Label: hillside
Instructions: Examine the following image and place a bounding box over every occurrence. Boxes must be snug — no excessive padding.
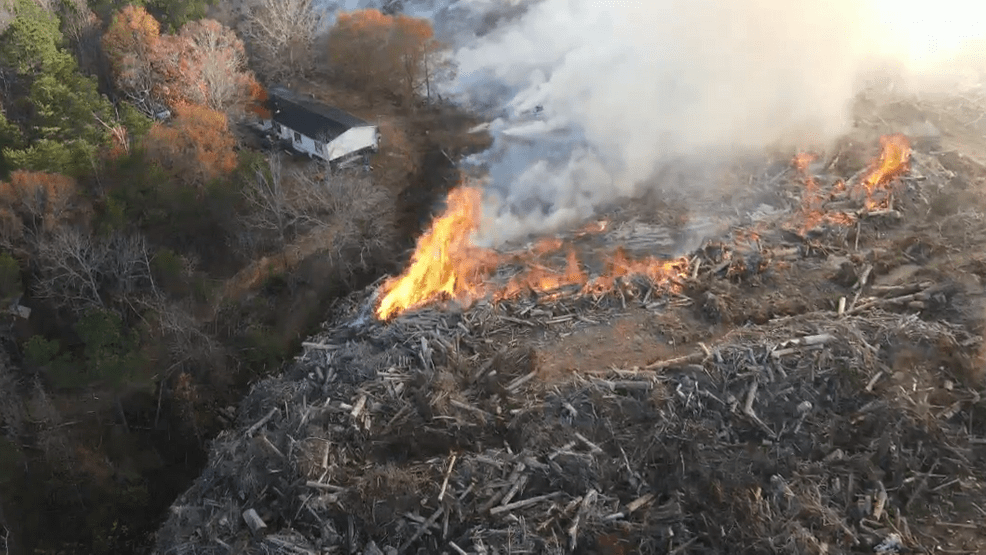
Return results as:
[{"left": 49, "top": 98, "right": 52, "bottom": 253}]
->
[
  {"left": 151, "top": 90, "right": 986, "bottom": 554},
  {"left": 0, "top": 2, "right": 486, "bottom": 553}
]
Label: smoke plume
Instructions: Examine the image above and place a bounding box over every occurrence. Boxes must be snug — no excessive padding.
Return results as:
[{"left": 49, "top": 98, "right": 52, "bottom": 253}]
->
[
  {"left": 318, "top": 0, "right": 986, "bottom": 245},
  {"left": 431, "top": 0, "right": 986, "bottom": 245}
]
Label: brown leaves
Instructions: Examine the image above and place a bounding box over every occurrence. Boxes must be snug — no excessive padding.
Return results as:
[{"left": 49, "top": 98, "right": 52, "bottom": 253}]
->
[
  {"left": 103, "top": 7, "right": 258, "bottom": 114},
  {"left": 143, "top": 103, "right": 238, "bottom": 188},
  {"left": 246, "top": 81, "right": 271, "bottom": 120},
  {"left": 0, "top": 171, "right": 82, "bottom": 244},
  {"left": 177, "top": 19, "right": 258, "bottom": 112},
  {"left": 327, "top": 9, "right": 443, "bottom": 103},
  {"left": 102, "top": 5, "right": 162, "bottom": 103}
]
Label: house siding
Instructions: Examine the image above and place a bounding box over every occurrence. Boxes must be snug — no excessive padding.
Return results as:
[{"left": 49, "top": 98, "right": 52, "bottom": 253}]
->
[
  {"left": 325, "top": 126, "right": 378, "bottom": 162},
  {"left": 263, "top": 118, "right": 379, "bottom": 163}
]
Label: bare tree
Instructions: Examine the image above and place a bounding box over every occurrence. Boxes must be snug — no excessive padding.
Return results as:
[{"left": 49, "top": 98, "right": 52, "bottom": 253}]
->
[
  {"left": 422, "top": 46, "right": 457, "bottom": 103},
  {"left": 240, "top": 0, "right": 321, "bottom": 81},
  {"left": 241, "top": 153, "right": 338, "bottom": 250},
  {"left": 321, "top": 174, "right": 397, "bottom": 273},
  {"left": 240, "top": 152, "right": 396, "bottom": 272},
  {"left": 146, "top": 298, "right": 219, "bottom": 362},
  {"left": 33, "top": 228, "right": 158, "bottom": 314},
  {"left": 241, "top": 151, "right": 291, "bottom": 253},
  {"left": 179, "top": 19, "right": 255, "bottom": 113}
]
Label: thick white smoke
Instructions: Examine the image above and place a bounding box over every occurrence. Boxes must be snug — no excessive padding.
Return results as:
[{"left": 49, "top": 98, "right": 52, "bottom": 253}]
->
[
  {"left": 317, "top": 0, "right": 986, "bottom": 245},
  {"left": 447, "top": 0, "right": 881, "bottom": 244}
]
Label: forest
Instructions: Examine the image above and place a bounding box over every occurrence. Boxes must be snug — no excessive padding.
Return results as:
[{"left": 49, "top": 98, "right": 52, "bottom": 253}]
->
[{"left": 0, "top": 0, "right": 489, "bottom": 552}]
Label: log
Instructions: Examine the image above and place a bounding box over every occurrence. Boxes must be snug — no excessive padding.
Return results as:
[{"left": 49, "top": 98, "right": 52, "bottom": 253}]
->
[
  {"left": 644, "top": 351, "right": 706, "bottom": 370},
  {"left": 489, "top": 492, "right": 562, "bottom": 515},
  {"left": 246, "top": 408, "right": 278, "bottom": 436},
  {"left": 242, "top": 508, "right": 268, "bottom": 535}
]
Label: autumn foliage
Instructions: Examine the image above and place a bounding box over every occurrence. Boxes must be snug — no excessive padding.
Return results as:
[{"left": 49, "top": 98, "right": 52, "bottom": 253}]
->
[
  {"left": 102, "top": 6, "right": 258, "bottom": 113},
  {"left": 246, "top": 80, "right": 271, "bottom": 120},
  {"left": 143, "top": 103, "right": 238, "bottom": 187},
  {"left": 177, "top": 19, "right": 257, "bottom": 111},
  {"left": 0, "top": 171, "right": 82, "bottom": 242},
  {"left": 100, "top": 4, "right": 162, "bottom": 103},
  {"left": 327, "top": 9, "right": 443, "bottom": 103}
]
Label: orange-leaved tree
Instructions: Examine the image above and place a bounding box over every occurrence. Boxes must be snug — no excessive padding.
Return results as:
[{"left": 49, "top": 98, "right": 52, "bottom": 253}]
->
[
  {"left": 327, "top": 9, "right": 445, "bottom": 104},
  {"left": 103, "top": 7, "right": 259, "bottom": 114},
  {"left": 150, "top": 32, "right": 195, "bottom": 110},
  {"left": 143, "top": 103, "right": 238, "bottom": 188},
  {"left": 178, "top": 19, "right": 258, "bottom": 112},
  {"left": 246, "top": 81, "right": 271, "bottom": 120},
  {"left": 0, "top": 170, "right": 83, "bottom": 245},
  {"left": 102, "top": 5, "right": 163, "bottom": 109},
  {"left": 390, "top": 14, "right": 439, "bottom": 100}
]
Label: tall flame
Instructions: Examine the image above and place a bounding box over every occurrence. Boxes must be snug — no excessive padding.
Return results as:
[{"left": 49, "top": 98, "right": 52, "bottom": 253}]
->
[
  {"left": 860, "top": 133, "right": 911, "bottom": 210},
  {"left": 375, "top": 187, "right": 498, "bottom": 321},
  {"left": 375, "top": 185, "right": 689, "bottom": 321}
]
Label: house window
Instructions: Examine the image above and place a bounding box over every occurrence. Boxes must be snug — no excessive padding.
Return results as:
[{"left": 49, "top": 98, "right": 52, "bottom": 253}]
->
[
  {"left": 315, "top": 140, "right": 325, "bottom": 152},
  {"left": 294, "top": 131, "right": 302, "bottom": 143}
]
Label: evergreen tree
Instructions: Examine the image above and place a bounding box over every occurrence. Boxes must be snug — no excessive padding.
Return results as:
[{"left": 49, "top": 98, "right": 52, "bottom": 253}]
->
[{"left": 0, "top": 0, "right": 129, "bottom": 175}]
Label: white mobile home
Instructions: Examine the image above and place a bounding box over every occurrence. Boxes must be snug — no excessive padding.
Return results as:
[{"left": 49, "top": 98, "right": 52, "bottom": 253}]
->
[{"left": 260, "top": 87, "right": 380, "bottom": 166}]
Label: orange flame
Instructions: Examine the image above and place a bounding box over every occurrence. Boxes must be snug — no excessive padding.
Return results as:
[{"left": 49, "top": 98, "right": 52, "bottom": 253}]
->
[
  {"left": 375, "top": 186, "right": 689, "bottom": 321},
  {"left": 499, "top": 249, "right": 588, "bottom": 299},
  {"left": 791, "top": 151, "right": 832, "bottom": 234},
  {"left": 375, "top": 187, "right": 498, "bottom": 320},
  {"left": 584, "top": 249, "right": 689, "bottom": 295},
  {"left": 789, "top": 150, "right": 863, "bottom": 235},
  {"left": 860, "top": 133, "right": 911, "bottom": 210}
]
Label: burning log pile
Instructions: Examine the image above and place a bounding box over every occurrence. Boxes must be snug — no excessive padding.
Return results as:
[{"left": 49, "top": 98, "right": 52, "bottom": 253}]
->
[{"left": 154, "top": 129, "right": 986, "bottom": 554}]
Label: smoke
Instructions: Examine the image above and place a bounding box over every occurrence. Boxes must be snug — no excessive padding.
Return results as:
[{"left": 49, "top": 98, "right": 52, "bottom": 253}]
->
[
  {"left": 317, "top": 0, "right": 986, "bottom": 245},
  {"left": 429, "top": 0, "right": 986, "bottom": 245}
]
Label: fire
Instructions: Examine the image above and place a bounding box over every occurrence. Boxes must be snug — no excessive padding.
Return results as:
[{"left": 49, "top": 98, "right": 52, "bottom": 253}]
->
[
  {"left": 584, "top": 249, "right": 689, "bottom": 295},
  {"left": 793, "top": 152, "right": 815, "bottom": 173},
  {"left": 499, "top": 249, "right": 587, "bottom": 299},
  {"left": 859, "top": 133, "right": 911, "bottom": 211},
  {"left": 375, "top": 187, "right": 498, "bottom": 321},
  {"left": 576, "top": 219, "right": 609, "bottom": 236},
  {"left": 790, "top": 151, "right": 850, "bottom": 234},
  {"left": 375, "top": 185, "right": 689, "bottom": 321},
  {"left": 788, "top": 134, "right": 909, "bottom": 234},
  {"left": 531, "top": 237, "right": 564, "bottom": 256}
]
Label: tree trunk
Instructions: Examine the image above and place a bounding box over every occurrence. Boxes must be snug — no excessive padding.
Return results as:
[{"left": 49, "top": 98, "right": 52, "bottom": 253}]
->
[
  {"left": 424, "top": 55, "right": 431, "bottom": 102},
  {"left": 0, "top": 483, "right": 29, "bottom": 555}
]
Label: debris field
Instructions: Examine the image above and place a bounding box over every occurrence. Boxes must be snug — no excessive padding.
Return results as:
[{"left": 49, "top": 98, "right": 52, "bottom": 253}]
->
[{"left": 153, "top": 91, "right": 986, "bottom": 554}]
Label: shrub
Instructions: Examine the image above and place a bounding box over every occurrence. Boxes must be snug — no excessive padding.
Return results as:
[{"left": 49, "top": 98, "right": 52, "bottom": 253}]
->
[
  {"left": 74, "top": 308, "right": 145, "bottom": 389},
  {"left": 23, "top": 335, "right": 81, "bottom": 389},
  {"left": 0, "top": 252, "right": 23, "bottom": 302},
  {"left": 23, "top": 335, "right": 62, "bottom": 367}
]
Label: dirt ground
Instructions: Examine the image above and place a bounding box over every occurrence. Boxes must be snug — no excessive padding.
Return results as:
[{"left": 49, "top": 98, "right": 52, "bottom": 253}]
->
[{"left": 152, "top": 88, "right": 986, "bottom": 554}]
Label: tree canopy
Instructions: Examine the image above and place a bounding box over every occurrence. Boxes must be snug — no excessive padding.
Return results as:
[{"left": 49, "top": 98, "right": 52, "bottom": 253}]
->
[
  {"left": 103, "top": 6, "right": 258, "bottom": 114},
  {"left": 326, "top": 9, "right": 450, "bottom": 104},
  {"left": 0, "top": 0, "right": 139, "bottom": 176},
  {"left": 0, "top": 169, "right": 82, "bottom": 245},
  {"left": 88, "top": 0, "right": 214, "bottom": 33},
  {"left": 142, "top": 102, "right": 237, "bottom": 188}
]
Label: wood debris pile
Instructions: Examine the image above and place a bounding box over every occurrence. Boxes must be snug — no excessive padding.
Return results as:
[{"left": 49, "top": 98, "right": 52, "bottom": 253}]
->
[{"left": 154, "top": 111, "right": 986, "bottom": 554}]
